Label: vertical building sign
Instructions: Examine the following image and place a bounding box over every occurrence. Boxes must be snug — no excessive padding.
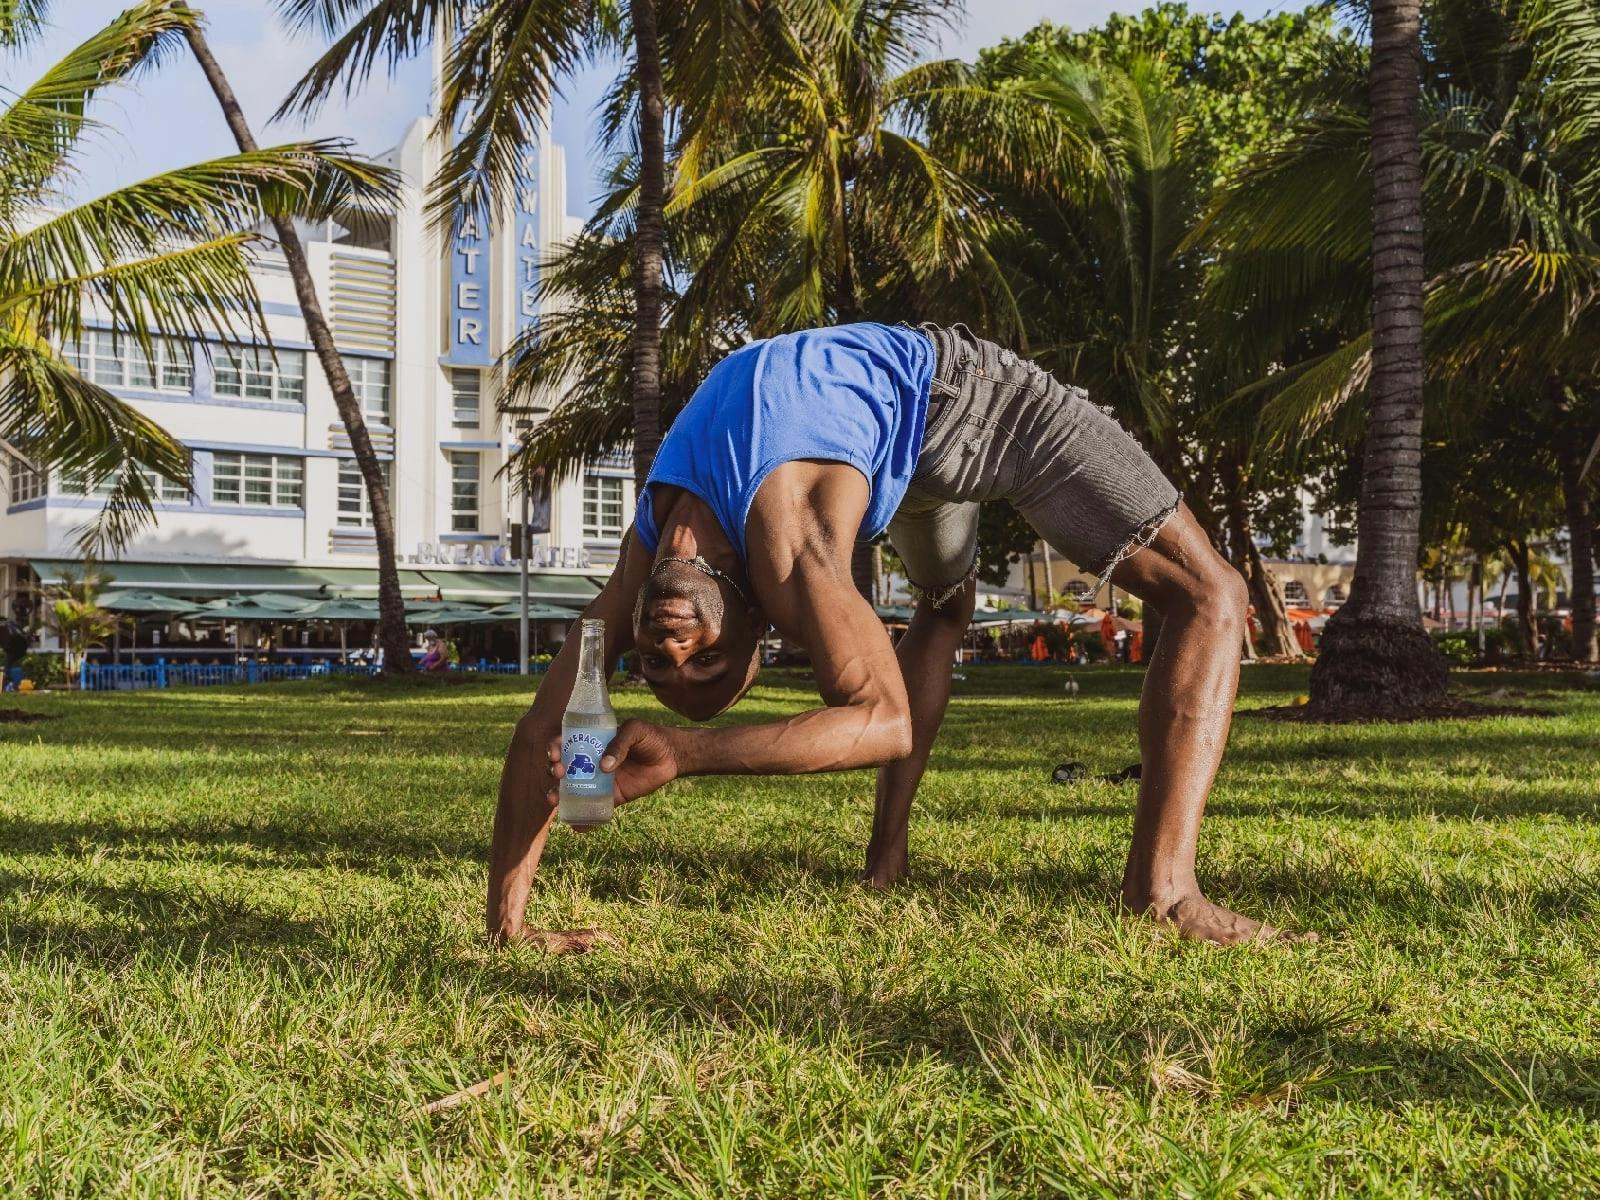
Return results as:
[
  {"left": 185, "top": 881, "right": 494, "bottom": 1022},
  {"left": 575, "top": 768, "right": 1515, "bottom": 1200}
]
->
[
  {"left": 445, "top": 107, "right": 493, "bottom": 365},
  {"left": 514, "top": 146, "right": 540, "bottom": 339}
]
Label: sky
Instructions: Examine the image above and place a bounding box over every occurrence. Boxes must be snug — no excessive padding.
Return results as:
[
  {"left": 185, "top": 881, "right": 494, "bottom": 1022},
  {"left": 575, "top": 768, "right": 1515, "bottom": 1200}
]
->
[{"left": 3, "top": 0, "right": 1284, "bottom": 220}]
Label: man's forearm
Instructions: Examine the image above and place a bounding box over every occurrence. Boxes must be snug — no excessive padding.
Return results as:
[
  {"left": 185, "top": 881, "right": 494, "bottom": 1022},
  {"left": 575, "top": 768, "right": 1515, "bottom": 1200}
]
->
[
  {"left": 485, "top": 637, "right": 583, "bottom": 939},
  {"left": 673, "top": 701, "right": 912, "bottom": 778}
]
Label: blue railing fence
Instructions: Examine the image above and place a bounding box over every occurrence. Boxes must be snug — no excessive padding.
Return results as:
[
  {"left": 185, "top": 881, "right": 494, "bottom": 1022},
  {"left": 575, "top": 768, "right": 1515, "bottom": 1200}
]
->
[{"left": 77, "top": 657, "right": 547, "bottom": 691}]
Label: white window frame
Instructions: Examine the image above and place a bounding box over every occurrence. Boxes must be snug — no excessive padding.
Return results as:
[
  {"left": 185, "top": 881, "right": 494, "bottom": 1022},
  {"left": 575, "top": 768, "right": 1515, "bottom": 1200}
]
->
[
  {"left": 450, "top": 451, "right": 480, "bottom": 532},
  {"left": 450, "top": 369, "right": 481, "bottom": 427},
  {"left": 344, "top": 356, "right": 391, "bottom": 424},
  {"left": 59, "top": 468, "right": 188, "bottom": 503},
  {"left": 7, "top": 458, "right": 46, "bottom": 504},
  {"left": 211, "top": 453, "right": 303, "bottom": 509},
  {"left": 582, "top": 474, "right": 625, "bottom": 540},
  {"left": 212, "top": 344, "right": 306, "bottom": 405},
  {"left": 337, "top": 458, "right": 391, "bottom": 528},
  {"left": 65, "top": 329, "right": 193, "bottom": 393}
]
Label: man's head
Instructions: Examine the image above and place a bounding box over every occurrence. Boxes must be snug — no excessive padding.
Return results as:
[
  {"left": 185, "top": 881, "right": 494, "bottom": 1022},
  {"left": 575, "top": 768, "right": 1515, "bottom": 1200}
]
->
[{"left": 633, "top": 556, "right": 762, "bottom": 720}]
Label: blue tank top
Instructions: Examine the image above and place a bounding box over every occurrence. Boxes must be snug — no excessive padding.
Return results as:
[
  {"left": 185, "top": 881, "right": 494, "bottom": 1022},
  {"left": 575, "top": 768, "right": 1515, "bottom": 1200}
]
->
[{"left": 634, "top": 323, "right": 934, "bottom": 566}]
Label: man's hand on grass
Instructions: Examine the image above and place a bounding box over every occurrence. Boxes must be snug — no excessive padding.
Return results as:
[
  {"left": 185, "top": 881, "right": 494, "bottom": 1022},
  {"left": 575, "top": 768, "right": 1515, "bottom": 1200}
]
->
[{"left": 545, "top": 719, "right": 683, "bottom": 812}]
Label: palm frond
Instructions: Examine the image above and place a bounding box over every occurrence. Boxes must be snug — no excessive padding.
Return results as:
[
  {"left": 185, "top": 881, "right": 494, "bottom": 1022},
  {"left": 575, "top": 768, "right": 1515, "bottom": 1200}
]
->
[
  {"left": 0, "top": 0, "right": 199, "bottom": 198},
  {"left": 424, "top": 0, "right": 593, "bottom": 235},
  {"left": 273, "top": 0, "right": 471, "bottom": 120},
  {"left": 0, "top": 330, "right": 190, "bottom": 552},
  {"left": 0, "top": 0, "right": 49, "bottom": 48}
]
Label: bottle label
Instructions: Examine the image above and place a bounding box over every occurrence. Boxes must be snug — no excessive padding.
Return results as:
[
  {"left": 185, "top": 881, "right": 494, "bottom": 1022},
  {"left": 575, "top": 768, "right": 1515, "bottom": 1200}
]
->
[{"left": 561, "top": 727, "right": 615, "bottom": 795}]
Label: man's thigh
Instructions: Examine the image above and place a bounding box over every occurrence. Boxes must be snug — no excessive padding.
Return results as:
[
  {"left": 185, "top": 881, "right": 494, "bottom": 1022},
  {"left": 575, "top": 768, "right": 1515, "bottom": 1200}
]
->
[
  {"left": 887, "top": 488, "right": 980, "bottom": 607},
  {"left": 914, "top": 327, "right": 1179, "bottom": 587}
]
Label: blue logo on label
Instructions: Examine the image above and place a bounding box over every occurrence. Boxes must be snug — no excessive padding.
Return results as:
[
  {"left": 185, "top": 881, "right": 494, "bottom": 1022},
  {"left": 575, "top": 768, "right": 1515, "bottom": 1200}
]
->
[{"left": 568, "top": 752, "right": 597, "bottom": 779}]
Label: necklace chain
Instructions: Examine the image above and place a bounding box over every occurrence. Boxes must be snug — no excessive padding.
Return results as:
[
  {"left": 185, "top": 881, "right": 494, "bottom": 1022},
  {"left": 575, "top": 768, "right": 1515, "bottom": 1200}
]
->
[{"left": 652, "top": 555, "right": 753, "bottom": 609}]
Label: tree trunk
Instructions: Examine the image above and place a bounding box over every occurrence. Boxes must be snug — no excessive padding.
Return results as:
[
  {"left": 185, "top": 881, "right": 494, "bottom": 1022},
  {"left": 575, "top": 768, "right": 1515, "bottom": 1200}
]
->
[
  {"left": 1308, "top": 0, "right": 1445, "bottom": 711},
  {"left": 182, "top": 16, "right": 412, "bottom": 674},
  {"left": 832, "top": 158, "right": 861, "bottom": 323},
  {"left": 629, "top": 0, "right": 665, "bottom": 492},
  {"left": 1555, "top": 388, "right": 1597, "bottom": 662},
  {"left": 1509, "top": 538, "right": 1537, "bottom": 658},
  {"left": 1220, "top": 456, "right": 1301, "bottom": 659}
]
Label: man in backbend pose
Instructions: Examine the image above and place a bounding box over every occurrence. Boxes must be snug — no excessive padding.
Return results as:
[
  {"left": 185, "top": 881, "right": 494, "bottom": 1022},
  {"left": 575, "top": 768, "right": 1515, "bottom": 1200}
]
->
[{"left": 489, "top": 322, "right": 1313, "bottom": 946}]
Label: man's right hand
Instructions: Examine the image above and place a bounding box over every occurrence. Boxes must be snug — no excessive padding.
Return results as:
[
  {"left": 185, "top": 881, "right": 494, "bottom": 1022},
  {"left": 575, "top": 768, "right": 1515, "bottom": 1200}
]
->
[{"left": 544, "top": 719, "right": 683, "bottom": 812}]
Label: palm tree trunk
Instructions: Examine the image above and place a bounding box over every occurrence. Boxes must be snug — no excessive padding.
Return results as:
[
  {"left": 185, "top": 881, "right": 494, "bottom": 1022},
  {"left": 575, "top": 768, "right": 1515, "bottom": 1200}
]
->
[
  {"left": 1555, "top": 385, "right": 1597, "bottom": 663},
  {"left": 1220, "top": 456, "right": 1301, "bottom": 659},
  {"left": 832, "top": 157, "right": 862, "bottom": 324},
  {"left": 181, "top": 15, "right": 411, "bottom": 674},
  {"left": 1508, "top": 538, "right": 1537, "bottom": 657},
  {"left": 1308, "top": 0, "right": 1445, "bottom": 710},
  {"left": 630, "top": 0, "right": 666, "bottom": 493}
]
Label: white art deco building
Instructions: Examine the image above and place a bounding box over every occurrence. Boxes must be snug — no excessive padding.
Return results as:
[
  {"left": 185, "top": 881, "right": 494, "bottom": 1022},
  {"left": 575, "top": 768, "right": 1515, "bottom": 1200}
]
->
[{"left": 0, "top": 110, "right": 632, "bottom": 616}]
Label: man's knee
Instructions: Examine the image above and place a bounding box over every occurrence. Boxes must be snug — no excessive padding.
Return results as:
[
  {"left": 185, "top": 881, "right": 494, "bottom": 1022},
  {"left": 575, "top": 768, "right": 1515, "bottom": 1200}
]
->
[
  {"left": 1143, "top": 547, "right": 1244, "bottom": 630},
  {"left": 914, "top": 577, "right": 977, "bottom": 632},
  {"left": 1177, "top": 555, "right": 1247, "bottom": 636}
]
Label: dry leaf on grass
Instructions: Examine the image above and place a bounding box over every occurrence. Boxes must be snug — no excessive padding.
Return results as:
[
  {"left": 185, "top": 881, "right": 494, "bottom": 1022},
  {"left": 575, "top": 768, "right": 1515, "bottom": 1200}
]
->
[
  {"left": 523, "top": 928, "right": 620, "bottom": 955},
  {"left": 422, "top": 1070, "right": 512, "bottom": 1115}
]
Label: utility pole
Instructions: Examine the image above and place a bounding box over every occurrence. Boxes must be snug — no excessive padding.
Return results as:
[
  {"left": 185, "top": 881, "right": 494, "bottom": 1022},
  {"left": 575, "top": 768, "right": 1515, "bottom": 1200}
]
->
[{"left": 518, "top": 485, "right": 530, "bottom": 676}]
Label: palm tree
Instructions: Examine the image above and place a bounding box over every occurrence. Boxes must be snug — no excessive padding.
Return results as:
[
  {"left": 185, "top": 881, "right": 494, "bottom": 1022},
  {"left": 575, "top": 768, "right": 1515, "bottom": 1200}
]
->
[
  {"left": 628, "top": 0, "right": 665, "bottom": 492},
  {"left": 273, "top": 0, "right": 766, "bottom": 497},
  {"left": 1198, "top": 0, "right": 1600, "bottom": 698},
  {"left": 502, "top": 1, "right": 1027, "bottom": 465},
  {"left": 0, "top": 1, "right": 392, "bottom": 553},
  {"left": 665, "top": 1, "right": 1011, "bottom": 335},
  {"left": 174, "top": 4, "right": 411, "bottom": 672}
]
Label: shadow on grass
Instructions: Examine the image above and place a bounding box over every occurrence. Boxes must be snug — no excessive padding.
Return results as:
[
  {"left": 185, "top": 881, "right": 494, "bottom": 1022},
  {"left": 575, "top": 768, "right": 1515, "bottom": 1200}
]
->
[
  {"left": 0, "top": 812, "right": 484, "bottom": 876},
  {"left": 7, "top": 867, "right": 1598, "bottom": 1118}
]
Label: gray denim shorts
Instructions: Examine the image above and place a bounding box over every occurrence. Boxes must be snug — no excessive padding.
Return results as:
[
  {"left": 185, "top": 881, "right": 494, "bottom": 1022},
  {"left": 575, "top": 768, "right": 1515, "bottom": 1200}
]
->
[{"left": 889, "top": 324, "right": 1180, "bottom": 604}]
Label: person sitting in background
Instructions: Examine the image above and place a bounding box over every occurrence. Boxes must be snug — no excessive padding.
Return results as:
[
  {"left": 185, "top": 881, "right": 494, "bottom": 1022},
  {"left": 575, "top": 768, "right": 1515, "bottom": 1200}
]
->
[{"left": 419, "top": 630, "right": 449, "bottom": 672}]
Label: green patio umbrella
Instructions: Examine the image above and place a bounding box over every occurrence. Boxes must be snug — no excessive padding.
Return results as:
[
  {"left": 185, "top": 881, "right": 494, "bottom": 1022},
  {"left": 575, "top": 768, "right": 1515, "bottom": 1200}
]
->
[
  {"left": 297, "top": 599, "right": 379, "bottom": 621},
  {"left": 98, "top": 590, "right": 205, "bottom": 616},
  {"left": 187, "top": 602, "right": 269, "bottom": 622},
  {"left": 970, "top": 609, "right": 1052, "bottom": 626},
  {"left": 404, "top": 605, "right": 491, "bottom": 627},
  {"left": 98, "top": 591, "right": 206, "bottom": 664},
  {"left": 483, "top": 601, "right": 583, "bottom": 621},
  {"left": 295, "top": 599, "right": 379, "bottom": 662},
  {"left": 201, "top": 592, "right": 315, "bottom": 614}
]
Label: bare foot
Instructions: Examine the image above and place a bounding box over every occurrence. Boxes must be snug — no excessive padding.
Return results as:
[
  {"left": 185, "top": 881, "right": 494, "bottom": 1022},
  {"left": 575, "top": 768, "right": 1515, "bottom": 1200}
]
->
[
  {"left": 1121, "top": 890, "right": 1318, "bottom": 946},
  {"left": 858, "top": 853, "right": 910, "bottom": 890},
  {"left": 504, "top": 927, "right": 619, "bottom": 954}
]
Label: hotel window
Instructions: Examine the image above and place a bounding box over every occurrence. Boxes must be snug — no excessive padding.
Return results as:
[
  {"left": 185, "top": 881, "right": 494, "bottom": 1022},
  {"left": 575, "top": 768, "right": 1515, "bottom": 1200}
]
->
[
  {"left": 64, "top": 329, "right": 193, "bottom": 393},
  {"left": 212, "top": 453, "right": 303, "bottom": 508},
  {"left": 582, "top": 475, "right": 624, "bottom": 540},
  {"left": 7, "top": 459, "right": 45, "bottom": 504},
  {"left": 450, "top": 369, "right": 481, "bottom": 427},
  {"left": 344, "top": 356, "right": 391, "bottom": 423},
  {"left": 213, "top": 345, "right": 306, "bottom": 404},
  {"left": 337, "top": 458, "right": 391, "bottom": 527},
  {"left": 60, "top": 468, "right": 188, "bottom": 503},
  {"left": 450, "top": 452, "right": 480, "bottom": 532}
]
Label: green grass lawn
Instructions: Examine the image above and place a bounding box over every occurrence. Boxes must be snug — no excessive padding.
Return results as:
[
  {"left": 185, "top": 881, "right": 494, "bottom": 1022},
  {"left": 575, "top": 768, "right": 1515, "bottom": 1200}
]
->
[{"left": 3, "top": 665, "right": 1599, "bottom": 1197}]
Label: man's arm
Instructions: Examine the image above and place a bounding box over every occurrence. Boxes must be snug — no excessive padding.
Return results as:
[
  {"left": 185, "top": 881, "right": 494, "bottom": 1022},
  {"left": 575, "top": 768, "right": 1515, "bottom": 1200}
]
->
[
  {"left": 602, "top": 470, "right": 913, "bottom": 789},
  {"left": 486, "top": 532, "right": 646, "bottom": 942}
]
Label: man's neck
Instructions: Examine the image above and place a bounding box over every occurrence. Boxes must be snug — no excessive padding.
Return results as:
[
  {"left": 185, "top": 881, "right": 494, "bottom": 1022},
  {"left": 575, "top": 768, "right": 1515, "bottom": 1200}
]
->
[{"left": 655, "top": 486, "right": 745, "bottom": 580}]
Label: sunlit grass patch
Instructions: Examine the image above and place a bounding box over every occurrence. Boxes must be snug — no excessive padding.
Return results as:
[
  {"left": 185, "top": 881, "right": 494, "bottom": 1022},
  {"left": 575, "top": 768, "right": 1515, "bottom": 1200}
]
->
[{"left": 2, "top": 666, "right": 1598, "bottom": 1195}]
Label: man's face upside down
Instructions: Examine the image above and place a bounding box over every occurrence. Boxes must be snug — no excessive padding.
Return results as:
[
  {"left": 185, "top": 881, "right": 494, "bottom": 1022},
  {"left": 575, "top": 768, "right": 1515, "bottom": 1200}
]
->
[{"left": 632, "top": 560, "right": 762, "bottom": 721}]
